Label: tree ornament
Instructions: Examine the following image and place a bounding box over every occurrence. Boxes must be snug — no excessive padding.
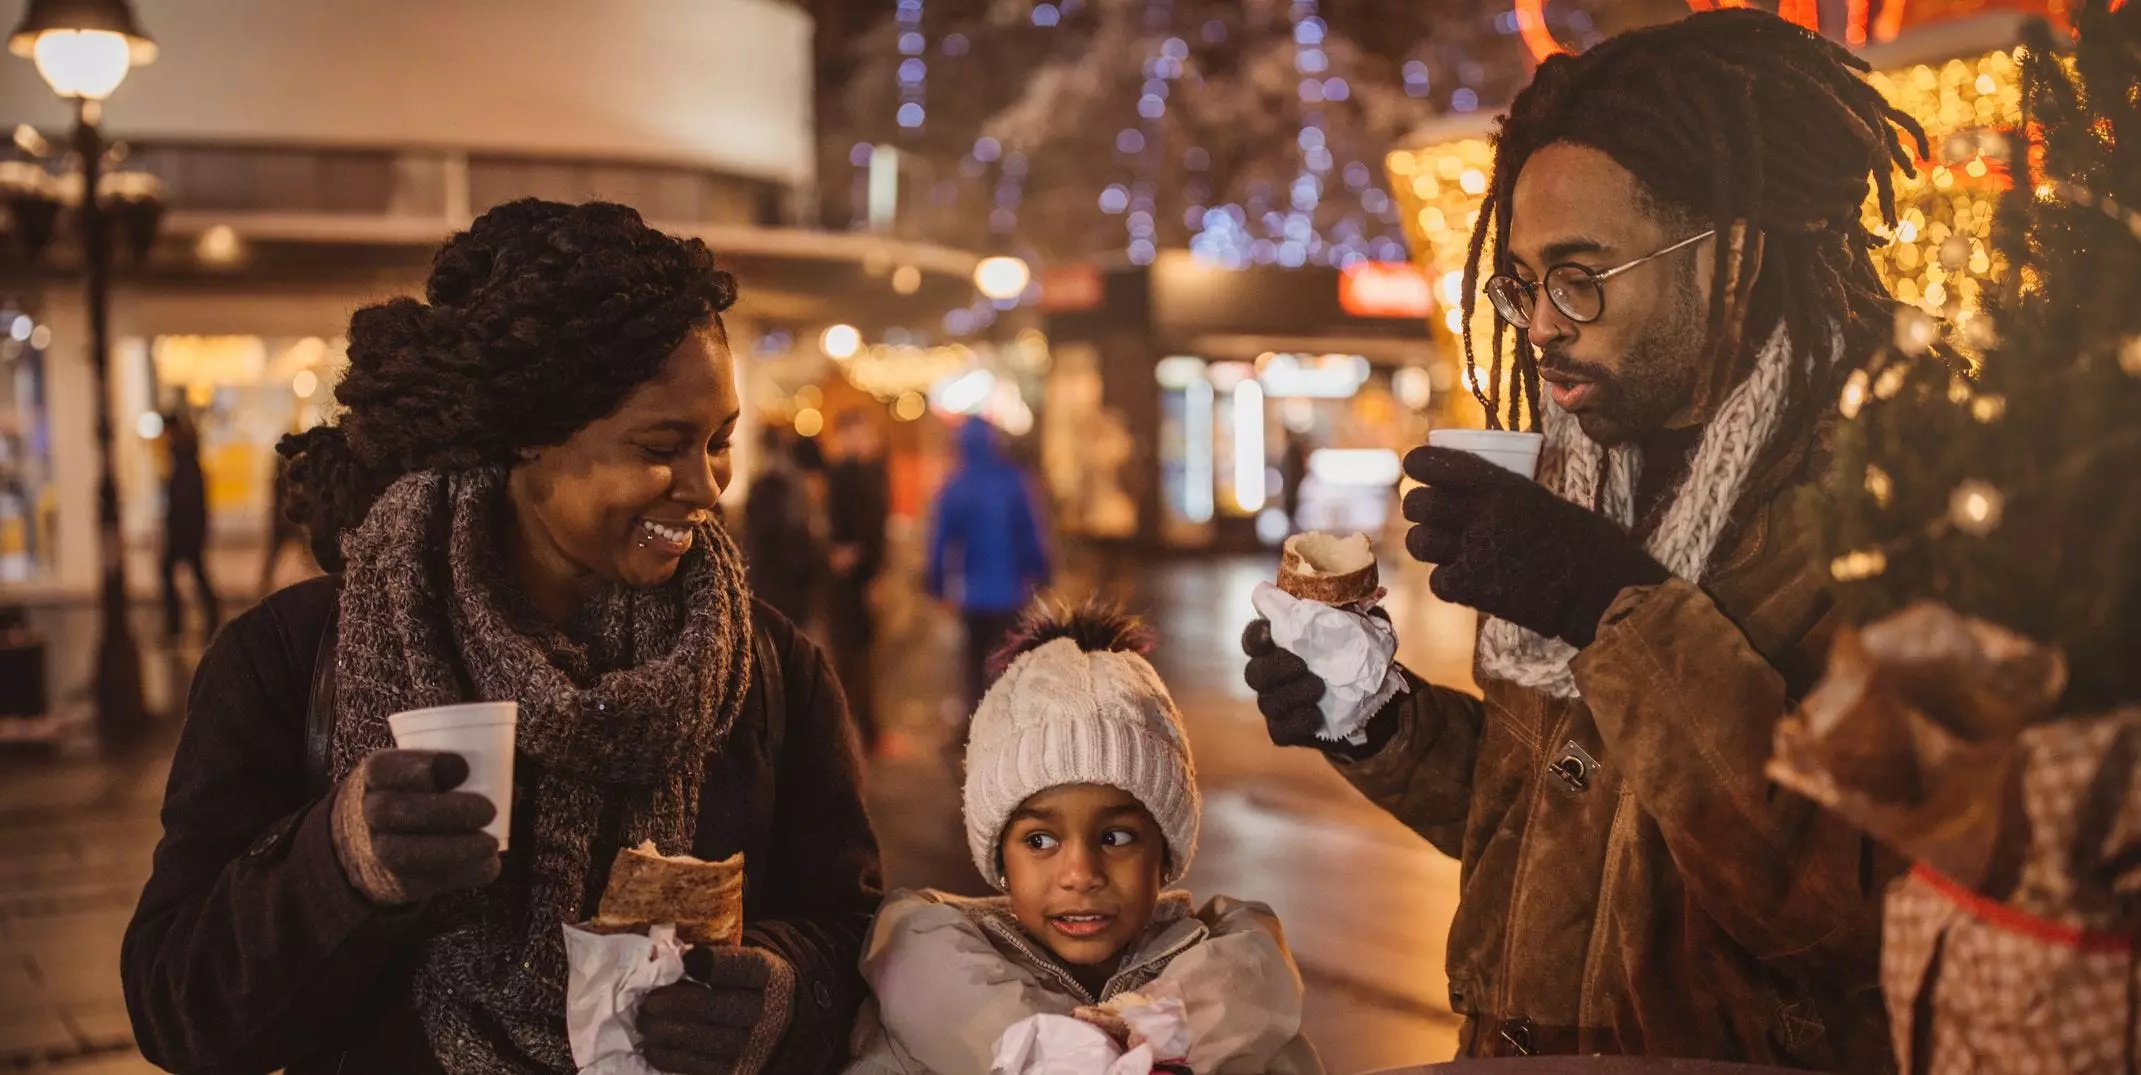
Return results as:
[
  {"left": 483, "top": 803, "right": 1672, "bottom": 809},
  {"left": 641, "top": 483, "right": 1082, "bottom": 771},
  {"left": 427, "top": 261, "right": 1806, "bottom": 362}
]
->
[
  {"left": 1948, "top": 480, "right": 2005, "bottom": 537},
  {"left": 2120, "top": 335, "right": 2141, "bottom": 377},
  {"left": 1959, "top": 312, "right": 1999, "bottom": 350},
  {"left": 1840, "top": 368, "right": 1871, "bottom": 419},
  {"left": 1893, "top": 307, "right": 1940, "bottom": 357},
  {"left": 1971, "top": 395, "right": 2007, "bottom": 422},
  {"left": 1830, "top": 549, "right": 1889, "bottom": 581},
  {"left": 1865, "top": 465, "right": 1894, "bottom": 507},
  {"left": 1976, "top": 129, "right": 2012, "bottom": 163},
  {"left": 1874, "top": 363, "right": 1909, "bottom": 401}
]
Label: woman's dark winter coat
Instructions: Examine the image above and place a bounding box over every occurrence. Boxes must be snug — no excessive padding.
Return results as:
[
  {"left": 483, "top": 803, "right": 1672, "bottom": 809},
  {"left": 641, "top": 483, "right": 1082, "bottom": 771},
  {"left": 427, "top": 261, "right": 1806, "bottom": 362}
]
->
[{"left": 121, "top": 576, "right": 883, "bottom": 1074}]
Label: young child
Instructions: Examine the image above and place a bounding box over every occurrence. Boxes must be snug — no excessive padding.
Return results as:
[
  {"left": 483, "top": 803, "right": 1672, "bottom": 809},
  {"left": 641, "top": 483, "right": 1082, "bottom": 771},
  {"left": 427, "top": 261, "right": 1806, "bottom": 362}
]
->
[{"left": 847, "top": 606, "right": 1323, "bottom": 1075}]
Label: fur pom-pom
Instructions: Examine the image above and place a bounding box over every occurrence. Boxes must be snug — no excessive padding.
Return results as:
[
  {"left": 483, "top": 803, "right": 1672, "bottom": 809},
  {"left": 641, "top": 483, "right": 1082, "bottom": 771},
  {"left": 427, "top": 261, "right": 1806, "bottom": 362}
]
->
[{"left": 985, "top": 600, "right": 1155, "bottom": 682}]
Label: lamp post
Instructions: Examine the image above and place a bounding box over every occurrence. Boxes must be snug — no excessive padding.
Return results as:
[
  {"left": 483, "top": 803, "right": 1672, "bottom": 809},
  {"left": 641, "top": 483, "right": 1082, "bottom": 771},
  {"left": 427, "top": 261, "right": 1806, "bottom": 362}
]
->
[{"left": 8, "top": 0, "right": 158, "bottom": 745}]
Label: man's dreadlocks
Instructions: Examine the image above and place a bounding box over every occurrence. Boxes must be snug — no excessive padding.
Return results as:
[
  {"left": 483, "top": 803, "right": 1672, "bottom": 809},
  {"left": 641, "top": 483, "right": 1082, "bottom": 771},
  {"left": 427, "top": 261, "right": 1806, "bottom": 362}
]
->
[{"left": 1462, "top": 9, "right": 1929, "bottom": 442}]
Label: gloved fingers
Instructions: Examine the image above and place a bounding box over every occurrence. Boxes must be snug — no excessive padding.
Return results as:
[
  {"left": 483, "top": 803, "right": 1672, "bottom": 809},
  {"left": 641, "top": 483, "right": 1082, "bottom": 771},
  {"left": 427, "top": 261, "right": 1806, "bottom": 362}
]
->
[
  {"left": 364, "top": 789, "right": 495, "bottom": 834},
  {"left": 1241, "top": 618, "right": 1275, "bottom": 658},
  {"left": 641, "top": 1041, "right": 739, "bottom": 1075},
  {"left": 643, "top": 977, "right": 767, "bottom": 1029},
  {"left": 1406, "top": 523, "right": 1464, "bottom": 566},
  {"left": 371, "top": 831, "right": 500, "bottom": 880},
  {"left": 683, "top": 946, "right": 776, "bottom": 990},
  {"left": 1403, "top": 445, "right": 1516, "bottom": 491},
  {"left": 363, "top": 749, "right": 471, "bottom": 794},
  {"left": 1243, "top": 648, "right": 1311, "bottom": 693},
  {"left": 1263, "top": 705, "right": 1328, "bottom": 748},
  {"left": 1256, "top": 672, "right": 1326, "bottom": 721},
  {"left": 639, "top": 992, "right": 761, "bottom": 1043},
  {"left": 1428, "top": 561, "right": 1482, "bottom": 608}
]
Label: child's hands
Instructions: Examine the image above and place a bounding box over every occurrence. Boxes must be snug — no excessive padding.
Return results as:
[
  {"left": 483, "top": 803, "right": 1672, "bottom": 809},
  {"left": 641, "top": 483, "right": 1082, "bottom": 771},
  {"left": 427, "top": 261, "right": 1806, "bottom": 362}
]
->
[{"left": 1070, "top": 1005, "right": 1134, "bottom": 1048}]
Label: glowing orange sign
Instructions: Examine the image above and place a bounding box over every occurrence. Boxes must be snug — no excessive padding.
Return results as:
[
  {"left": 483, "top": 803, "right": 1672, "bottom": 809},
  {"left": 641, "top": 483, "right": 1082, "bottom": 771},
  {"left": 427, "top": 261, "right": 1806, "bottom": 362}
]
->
[
  {"left": 1338, "top": 262, "right": 1434, "bottom": 319},
  {"left": 1040, "top": 263, "right": 1104, "bottom": 314}
]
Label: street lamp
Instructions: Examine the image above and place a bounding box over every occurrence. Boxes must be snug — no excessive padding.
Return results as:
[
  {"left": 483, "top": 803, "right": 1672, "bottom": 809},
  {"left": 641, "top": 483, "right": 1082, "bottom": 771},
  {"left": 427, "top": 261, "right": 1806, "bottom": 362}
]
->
[{"left": 9, "top": 0, "right": 158, "bottom": 746}]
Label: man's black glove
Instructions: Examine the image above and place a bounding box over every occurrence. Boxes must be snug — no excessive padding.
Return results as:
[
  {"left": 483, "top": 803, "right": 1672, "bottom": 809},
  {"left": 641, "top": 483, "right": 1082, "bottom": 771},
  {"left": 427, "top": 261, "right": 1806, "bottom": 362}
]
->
[
  {"left": 331, "top": 749, "right": 499, "bottom": 906},
  {"left": 1241, "top": 617, "right": 1400, "bottom": 760},
  {"left": 1402, "top": 446, "right": 1670, "bottom": 648},
  {"left": 639, "top": 945, "right": 797, "bottom": 1075}
]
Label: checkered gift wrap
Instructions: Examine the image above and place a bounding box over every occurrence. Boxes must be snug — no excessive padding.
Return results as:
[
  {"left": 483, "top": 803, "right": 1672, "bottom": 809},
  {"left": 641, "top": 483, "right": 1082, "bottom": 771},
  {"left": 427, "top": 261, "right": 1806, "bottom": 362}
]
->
[
  {"left": 1882, "top": 711, "right": 2141, "bottom": 1075},
  {"left": 1885, "top": 867, "right": 2141, "bottom": 1074}
]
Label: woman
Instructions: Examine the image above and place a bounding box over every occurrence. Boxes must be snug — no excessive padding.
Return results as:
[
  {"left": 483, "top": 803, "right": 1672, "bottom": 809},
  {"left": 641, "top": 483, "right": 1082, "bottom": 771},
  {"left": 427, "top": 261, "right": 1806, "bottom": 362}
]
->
[{"left": 121, "top": 200, "right": 882, "bottom": 1075}]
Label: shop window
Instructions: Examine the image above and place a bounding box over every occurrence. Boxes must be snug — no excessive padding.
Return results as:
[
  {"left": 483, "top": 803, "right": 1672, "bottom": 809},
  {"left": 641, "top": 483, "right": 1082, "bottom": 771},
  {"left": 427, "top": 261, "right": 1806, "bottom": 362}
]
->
[
  {"left": 466, "top": 156, "right": 774, "bottom": 225},
  {"left": 0, "top": 313, "right": 55, "bottom": 582},
  {"left": 131, "top": 144, "right": 395, "bottom": 214}
]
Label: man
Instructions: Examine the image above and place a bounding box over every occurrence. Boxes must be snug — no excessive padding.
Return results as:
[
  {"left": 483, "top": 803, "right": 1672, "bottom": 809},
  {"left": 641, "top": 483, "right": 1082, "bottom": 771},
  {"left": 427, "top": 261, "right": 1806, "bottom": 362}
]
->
[
  {"left": 927, "top": 419, "right": 1049, "bottom": 712},
  {"left": 825, "top": 410, "right": 890, "bottom": 754},
  {"left": 1242, "top": 11, "right": 1925, "bottom": 1069},
  {"left": 161, "top": 410, "right": 220, "bottom": 638}
]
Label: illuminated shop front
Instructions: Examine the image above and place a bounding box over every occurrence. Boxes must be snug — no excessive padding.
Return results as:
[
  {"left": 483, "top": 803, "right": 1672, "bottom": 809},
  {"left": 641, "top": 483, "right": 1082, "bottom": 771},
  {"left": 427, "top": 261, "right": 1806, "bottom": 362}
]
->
[
  {"left": 1043, "top": 253, "right": 1435, "bottom": 551},
  {"left": 116, "top": 334, "right": 346, "bottom": 544}
]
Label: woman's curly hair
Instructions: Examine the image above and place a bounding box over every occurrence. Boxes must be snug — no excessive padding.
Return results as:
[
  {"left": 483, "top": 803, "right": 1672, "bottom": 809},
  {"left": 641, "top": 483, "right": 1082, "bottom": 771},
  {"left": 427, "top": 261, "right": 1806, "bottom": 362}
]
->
[{"left": 280, "top": 199, "right": 738, "bottom": 572}]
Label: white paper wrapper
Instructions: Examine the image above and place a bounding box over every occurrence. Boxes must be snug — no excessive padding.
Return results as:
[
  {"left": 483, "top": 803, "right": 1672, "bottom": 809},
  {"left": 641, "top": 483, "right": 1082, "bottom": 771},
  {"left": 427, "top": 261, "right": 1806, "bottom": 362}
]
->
[
  {"left": 1117, "top": 993, "right": 1190, "bottom": 1061},
  {"left": 990, "top": 995, "right": 1192, "bottom": 1075},
  {"left": 564, "top": 923, "right": 687, "bottom": 1075},
  {"left": 991, "top": 1015, "right": 1126, "bottom": 1075},
  {"left": 1251, "top": 581, "right": 1407, "bottom": 745}
]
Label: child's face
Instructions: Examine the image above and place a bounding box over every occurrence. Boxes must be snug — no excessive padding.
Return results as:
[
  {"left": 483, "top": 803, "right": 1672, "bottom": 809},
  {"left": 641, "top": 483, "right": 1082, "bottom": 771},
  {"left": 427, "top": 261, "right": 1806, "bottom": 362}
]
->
[{"left": 1000, "top": 783, "right": 1166, "bottom": 973}]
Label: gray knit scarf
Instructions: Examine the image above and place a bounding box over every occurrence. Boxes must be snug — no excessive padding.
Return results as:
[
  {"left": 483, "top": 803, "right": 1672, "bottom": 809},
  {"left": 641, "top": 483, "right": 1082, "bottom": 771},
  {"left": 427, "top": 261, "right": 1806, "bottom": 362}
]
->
[{"left": 329, "top": 468, "right": 755, "bottom": 1074}]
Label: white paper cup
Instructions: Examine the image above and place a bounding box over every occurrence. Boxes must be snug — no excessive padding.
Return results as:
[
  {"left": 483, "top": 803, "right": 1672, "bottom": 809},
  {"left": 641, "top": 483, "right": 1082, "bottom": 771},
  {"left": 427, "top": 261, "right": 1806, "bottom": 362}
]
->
[
  {"left": 1427, "top": 428, "right": 1545, "bottom": 480},
  {"left": 387, "top": 702, "right": 518, "bottom": 850}
]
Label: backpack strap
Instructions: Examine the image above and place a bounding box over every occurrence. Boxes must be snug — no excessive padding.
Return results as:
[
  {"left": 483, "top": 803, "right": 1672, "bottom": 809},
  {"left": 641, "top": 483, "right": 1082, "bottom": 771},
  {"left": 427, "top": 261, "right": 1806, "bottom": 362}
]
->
[{"left": 304, "top": 606, "right": 341, "bottom": 800}]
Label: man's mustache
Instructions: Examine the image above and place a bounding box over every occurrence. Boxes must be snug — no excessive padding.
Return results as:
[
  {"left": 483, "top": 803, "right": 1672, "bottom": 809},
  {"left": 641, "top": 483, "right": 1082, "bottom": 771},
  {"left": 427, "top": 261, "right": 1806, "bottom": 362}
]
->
[{"left": 1538, "top": 353, "right": 1616, "bottom": 384}]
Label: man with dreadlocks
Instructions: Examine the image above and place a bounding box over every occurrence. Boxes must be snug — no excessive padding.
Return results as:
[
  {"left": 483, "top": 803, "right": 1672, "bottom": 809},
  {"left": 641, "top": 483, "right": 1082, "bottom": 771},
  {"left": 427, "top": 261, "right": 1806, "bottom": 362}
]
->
[{"left": 1242, "top": 10, "right": 1927, "bottom": 1069}]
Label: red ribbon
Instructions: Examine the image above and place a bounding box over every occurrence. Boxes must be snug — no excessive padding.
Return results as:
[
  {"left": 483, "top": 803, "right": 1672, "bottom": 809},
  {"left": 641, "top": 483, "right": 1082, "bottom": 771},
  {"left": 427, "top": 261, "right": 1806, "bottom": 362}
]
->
[{"left": 1912, "top": 864, "right": 2139, "bottom": 954}]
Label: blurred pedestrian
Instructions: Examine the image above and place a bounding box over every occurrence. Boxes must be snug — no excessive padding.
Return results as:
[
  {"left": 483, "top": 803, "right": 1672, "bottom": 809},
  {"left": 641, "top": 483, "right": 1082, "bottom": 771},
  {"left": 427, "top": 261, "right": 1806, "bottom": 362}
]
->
[
  {"left": 259, "top": 446, "right": 313, "bottom": 595},
  {"left": 745, "top": 425, "right": 825, "bottom": 631},
  {"left": 1278, "top": 431, "right": 1311, "bottom": 533},
  {"left": 926, "top": 419, "right": 1050, "bottom": 712},
  {"left": 825, "top": 410, "right": 889, "bottom": 754},
  {"left": 160, "top": 409, "right": 220, "bottom": 638},
  {"left": 123, "top": 199, "right": 879, "bottom": 1075}
]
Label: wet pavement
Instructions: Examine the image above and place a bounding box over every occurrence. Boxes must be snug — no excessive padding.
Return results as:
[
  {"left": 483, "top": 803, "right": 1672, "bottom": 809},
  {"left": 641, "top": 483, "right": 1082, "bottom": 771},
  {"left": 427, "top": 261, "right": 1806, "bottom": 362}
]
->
[{"left": 1, "top": 547, "right": 1477, "bottom": 1074}]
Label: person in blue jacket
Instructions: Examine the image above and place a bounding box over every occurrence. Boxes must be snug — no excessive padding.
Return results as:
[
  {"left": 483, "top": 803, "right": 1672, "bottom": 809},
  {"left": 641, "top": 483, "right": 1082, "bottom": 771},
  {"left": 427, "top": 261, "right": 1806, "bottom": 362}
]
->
[{"left": 926, "top": 418, "right": 1050, "bottom": 710}]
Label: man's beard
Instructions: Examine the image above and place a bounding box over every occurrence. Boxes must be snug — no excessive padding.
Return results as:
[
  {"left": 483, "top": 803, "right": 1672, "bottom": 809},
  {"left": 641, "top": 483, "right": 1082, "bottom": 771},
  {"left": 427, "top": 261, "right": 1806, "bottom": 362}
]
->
[{"left": 1544, "top": 297, "right": 1706, "bottom": 447}]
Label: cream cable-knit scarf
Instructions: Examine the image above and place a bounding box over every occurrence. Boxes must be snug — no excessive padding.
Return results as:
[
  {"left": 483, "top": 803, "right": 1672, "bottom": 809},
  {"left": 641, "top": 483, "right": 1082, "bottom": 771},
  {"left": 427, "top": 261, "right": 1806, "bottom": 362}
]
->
[{"left": 1475, "top": 322, "right": 1817, "bottom": 699}]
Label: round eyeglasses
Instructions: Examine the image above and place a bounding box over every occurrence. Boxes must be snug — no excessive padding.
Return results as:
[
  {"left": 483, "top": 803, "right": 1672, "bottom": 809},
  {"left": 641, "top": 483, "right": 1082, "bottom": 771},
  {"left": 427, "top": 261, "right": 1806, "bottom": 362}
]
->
[{"left": 1484, "top": 229, "right": 1716, "bottom": 329}]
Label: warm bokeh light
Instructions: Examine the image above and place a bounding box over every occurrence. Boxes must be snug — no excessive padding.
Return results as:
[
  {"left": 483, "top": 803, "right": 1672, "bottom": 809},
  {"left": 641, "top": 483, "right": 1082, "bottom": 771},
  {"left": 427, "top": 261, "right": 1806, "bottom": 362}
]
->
[
  {"left": 820, "top": 323, "right": 861, "bottom": 360},
  {"left": 973, "top": 255, "right": 1032, "bottom": 301}
]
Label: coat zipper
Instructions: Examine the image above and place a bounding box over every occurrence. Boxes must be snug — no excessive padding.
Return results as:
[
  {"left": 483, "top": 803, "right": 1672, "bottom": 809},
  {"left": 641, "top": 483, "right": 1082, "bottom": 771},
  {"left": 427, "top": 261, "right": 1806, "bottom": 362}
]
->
[{"left": 975, "top": 912, "right": 1207, "bottom": 1005}]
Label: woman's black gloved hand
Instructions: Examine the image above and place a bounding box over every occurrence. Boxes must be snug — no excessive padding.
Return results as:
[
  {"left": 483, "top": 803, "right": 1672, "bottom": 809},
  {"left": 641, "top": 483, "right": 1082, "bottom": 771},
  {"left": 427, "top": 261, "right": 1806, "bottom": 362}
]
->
[
  {"left": 639, "top": 945, "right": 798, "bottom": 1075},
  {"left": 1402, "top": 446, "right": 1670, "bottom": 648},
  {"left": 1241, "top": 617, "right": 1401, "bottom": 760},
  {"left": 330, "top": 749, "right": 500, "bottom": 906}
]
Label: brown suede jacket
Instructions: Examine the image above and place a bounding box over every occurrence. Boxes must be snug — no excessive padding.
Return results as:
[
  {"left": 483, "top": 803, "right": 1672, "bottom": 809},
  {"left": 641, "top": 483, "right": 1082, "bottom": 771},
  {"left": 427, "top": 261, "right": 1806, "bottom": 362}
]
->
[{"left": 1333, "top": 483, "right": 1894, "bottom": 1071}]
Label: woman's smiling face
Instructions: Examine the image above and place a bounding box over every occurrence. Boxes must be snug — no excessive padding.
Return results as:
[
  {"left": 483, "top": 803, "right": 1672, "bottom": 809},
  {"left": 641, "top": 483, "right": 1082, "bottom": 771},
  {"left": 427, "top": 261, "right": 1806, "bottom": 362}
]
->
[{"left": 504, "top": 324, "right": 741, "bottom": 595}]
